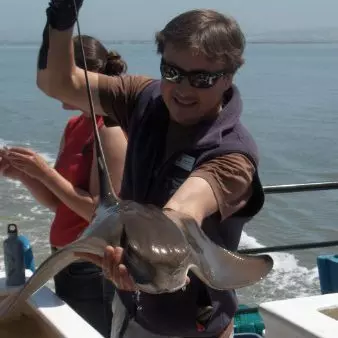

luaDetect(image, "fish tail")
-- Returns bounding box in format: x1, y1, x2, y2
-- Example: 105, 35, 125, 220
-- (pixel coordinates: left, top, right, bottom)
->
0, 291, 22, 321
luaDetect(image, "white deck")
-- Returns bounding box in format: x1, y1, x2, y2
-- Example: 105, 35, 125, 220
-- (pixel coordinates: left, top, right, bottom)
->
0, 270, 104, 337
259, 293, 338, 338
3, 271, 338, 337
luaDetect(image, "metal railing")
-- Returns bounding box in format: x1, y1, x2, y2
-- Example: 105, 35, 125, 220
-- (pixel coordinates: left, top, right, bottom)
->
239, 180, 338, 254
236, 180, 338, 315
263, 181, 338, 194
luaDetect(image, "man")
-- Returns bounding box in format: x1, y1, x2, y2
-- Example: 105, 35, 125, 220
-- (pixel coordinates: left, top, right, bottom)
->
37, 1, 265, 337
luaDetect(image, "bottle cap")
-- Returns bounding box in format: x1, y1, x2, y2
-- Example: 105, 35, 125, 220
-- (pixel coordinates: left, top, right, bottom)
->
7, 223, 18, 235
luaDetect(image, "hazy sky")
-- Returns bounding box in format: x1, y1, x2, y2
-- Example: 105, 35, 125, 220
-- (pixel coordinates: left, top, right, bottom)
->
1, 0, 338, 41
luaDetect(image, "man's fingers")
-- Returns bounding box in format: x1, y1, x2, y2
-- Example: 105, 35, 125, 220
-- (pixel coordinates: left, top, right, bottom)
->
113, 247, 124, 261
118, 264, 136, 291
103, 246, 116, 280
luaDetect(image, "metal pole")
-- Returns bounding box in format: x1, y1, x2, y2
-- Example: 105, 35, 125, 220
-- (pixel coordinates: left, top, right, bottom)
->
238, 240, 338, 255
263, 181, 338, 194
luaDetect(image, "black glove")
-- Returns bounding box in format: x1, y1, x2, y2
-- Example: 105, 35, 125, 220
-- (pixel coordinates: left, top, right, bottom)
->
37, 22, 50, 70
46, 0, 84, 31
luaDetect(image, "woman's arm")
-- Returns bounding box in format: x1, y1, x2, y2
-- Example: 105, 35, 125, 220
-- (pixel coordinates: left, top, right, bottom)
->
20, 129, 66, 212
39, 124, 126, 221
3, 130, 97, 219
18, 174, 60, 212
38, 164, 98, 222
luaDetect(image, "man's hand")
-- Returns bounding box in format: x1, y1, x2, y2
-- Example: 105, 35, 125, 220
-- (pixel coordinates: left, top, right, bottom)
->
75, 246, 137, 292
75, 207, 191, 292
47, 0, 84, 31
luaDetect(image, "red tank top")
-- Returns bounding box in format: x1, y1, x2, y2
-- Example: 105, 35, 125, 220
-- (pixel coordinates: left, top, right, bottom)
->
50, 114, 104, 247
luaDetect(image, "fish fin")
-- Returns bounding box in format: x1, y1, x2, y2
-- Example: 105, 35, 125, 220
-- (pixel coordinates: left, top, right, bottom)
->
0, 291, 23, 320
190, 250, 273, 290
182, 218, 273, 289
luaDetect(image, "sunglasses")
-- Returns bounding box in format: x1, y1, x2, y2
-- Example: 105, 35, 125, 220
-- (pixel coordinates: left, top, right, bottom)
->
160, 58, 228, 89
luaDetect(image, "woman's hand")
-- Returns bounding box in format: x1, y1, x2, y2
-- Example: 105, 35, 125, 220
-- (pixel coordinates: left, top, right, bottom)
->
3, 147, 52, 180
0, 153, 24, 181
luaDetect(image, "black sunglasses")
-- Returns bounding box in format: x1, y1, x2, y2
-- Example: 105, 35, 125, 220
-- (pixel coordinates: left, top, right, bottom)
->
160, 58, 228, 89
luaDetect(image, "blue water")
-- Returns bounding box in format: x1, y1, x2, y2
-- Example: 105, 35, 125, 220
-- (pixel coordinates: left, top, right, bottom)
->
0, 42, 338, 304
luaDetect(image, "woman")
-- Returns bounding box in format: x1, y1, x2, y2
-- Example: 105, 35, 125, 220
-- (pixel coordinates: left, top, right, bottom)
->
0, 35, 128, 337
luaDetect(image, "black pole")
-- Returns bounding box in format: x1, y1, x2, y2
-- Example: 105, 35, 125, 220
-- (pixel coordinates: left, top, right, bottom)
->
263, 181, 338, 194
238, 240, 338, 254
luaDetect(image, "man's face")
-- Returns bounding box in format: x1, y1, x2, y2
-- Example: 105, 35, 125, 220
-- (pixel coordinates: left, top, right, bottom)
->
160, 43, 232, 125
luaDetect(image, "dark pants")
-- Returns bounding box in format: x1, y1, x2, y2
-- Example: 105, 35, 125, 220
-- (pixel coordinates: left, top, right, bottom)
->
52, 253, 115, 338
110, 294, 234, 338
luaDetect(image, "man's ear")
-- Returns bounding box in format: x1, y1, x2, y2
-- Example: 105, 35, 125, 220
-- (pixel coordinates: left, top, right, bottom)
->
223, 74, 233, 90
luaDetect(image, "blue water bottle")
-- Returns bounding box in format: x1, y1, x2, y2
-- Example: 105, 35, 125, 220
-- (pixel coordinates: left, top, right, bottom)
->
3, 223, 26, 286
18, 234, 35, 273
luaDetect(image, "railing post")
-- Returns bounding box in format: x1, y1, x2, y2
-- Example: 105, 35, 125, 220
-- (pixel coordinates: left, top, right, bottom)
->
317, 255, 338, 294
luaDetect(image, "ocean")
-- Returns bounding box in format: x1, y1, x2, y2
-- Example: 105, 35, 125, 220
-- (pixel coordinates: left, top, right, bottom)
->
0, 42, 338, 305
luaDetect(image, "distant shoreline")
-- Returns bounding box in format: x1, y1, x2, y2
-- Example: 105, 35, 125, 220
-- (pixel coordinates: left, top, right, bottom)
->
1, 40, 338, 46
248, 40, 338, 44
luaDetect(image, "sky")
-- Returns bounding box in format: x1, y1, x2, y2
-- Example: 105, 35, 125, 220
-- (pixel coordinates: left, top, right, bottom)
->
1, 0, 338, 42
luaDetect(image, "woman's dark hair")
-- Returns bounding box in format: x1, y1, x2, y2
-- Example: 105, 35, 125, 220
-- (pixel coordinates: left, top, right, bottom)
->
73, 35, 127, 76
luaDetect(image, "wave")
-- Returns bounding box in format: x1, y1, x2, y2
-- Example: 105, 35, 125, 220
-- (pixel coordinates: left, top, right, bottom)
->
238, 232, 320, 303
0, 138, 56, 165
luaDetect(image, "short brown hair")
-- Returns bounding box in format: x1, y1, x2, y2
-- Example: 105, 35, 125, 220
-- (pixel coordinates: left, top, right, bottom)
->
155, 9, 245, 74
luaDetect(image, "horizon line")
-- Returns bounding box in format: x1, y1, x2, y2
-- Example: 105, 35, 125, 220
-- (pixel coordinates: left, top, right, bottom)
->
1, 39, 338, 46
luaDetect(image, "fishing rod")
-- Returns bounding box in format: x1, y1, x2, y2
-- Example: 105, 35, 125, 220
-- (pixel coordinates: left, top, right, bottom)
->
72, 0, 118, 203
263, 181, 338, 194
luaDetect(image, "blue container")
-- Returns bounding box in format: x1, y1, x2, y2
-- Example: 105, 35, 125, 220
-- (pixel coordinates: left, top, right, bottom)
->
234, 334, 263, 338
18, 234, 35, 273
3, 223, 26, 286
234, 304, 265, 335
317, 255, 338, 294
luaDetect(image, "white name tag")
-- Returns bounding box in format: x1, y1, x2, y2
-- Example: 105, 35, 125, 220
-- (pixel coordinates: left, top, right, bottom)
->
175, 154, 196, 172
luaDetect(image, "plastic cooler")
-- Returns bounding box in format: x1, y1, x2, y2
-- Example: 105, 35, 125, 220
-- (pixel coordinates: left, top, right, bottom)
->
234, 304, 265, 335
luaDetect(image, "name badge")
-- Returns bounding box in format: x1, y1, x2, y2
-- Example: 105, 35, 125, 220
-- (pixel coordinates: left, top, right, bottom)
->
175, 154, 196, 172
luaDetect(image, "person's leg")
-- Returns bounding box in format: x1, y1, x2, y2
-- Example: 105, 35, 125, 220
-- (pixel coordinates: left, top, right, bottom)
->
102, 276, 115, 335
110, 294, 179, 338
54, 261, 114, 338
